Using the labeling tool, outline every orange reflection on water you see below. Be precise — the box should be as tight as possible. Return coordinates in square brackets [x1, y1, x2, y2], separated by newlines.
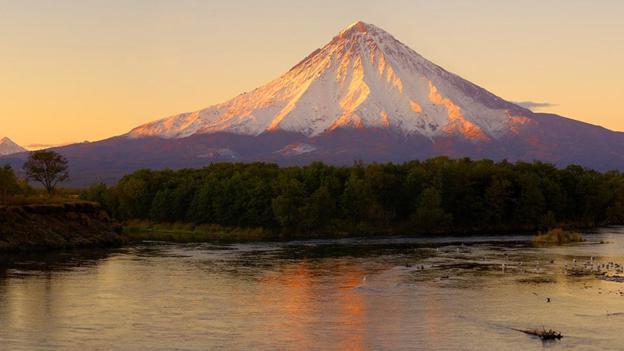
[256, 260, 367, 350]
[423, 286, 441, 345]
[335, 262, 366, 351]
[256, 262, 314, 348]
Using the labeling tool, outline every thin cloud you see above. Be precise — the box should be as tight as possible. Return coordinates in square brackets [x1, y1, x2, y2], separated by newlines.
[26, 143, 55, 148]
[25, 141, 82, 150]
[514, 101, 557, 110]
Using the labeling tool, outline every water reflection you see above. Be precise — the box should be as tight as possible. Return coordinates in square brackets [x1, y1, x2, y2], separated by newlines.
[1, 228, 624, 350]
[0, 249, 120, 288]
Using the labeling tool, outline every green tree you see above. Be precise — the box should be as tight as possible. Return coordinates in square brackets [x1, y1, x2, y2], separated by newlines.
[411, 187, 452, 233]
[272, 178, 305, 231]
[484, 176, 512, 227]
[115, 175, 149, 219]
[0, 165, 19, 202]
[187, 179, 218, 224]
[300, 186, 336, 232]
[23, 150, 69, 194]
[150, 189, 174, 222]
[80, 183, 116, 214]
[341, 165, 375, 226]
[514, 174, 545, 227]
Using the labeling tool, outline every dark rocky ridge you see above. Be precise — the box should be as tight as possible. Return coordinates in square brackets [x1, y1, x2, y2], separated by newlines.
[0, 202, 123, 251]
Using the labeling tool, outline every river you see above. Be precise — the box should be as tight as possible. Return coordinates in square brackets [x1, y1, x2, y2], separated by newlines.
[2, 227, 624, 350]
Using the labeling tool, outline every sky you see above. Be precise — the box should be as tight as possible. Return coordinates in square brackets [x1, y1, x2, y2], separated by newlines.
[1, 0, 623, 147]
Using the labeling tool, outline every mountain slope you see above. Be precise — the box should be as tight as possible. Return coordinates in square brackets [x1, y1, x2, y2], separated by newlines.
[128, 21, 532, 141]
[0, 137, 27, 156]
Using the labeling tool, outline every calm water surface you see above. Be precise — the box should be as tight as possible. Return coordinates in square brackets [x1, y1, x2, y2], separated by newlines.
[2, 228, 624, 350]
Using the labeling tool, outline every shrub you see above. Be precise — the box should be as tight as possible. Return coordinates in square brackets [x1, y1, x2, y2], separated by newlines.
[533, 228, 584, 245]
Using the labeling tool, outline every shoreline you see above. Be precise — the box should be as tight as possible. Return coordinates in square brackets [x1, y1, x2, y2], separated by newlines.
[121, 221, 605, 244]
[0, 204, 612, 251]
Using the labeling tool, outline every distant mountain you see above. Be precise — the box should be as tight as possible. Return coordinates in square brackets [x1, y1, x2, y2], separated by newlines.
[0, 137, 27, 156]
[2, 21, 623, 186]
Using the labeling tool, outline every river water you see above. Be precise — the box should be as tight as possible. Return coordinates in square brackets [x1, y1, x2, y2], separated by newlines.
[2, 227, 624, 350]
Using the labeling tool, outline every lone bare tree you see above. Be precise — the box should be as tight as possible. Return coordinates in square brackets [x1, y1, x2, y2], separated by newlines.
[23, 150, 69, 195]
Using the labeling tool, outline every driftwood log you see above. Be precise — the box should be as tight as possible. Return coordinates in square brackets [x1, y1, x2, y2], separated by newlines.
[511, 328, 563, 341]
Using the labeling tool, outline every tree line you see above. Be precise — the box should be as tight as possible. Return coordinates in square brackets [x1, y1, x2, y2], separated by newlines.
[80, 158, 624, 237]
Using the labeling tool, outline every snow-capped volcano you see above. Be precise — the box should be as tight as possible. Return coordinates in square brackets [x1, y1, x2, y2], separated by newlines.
[129, 21, 532, 141]
[0, 137, 27, 156]
[3, 21, 623, 186]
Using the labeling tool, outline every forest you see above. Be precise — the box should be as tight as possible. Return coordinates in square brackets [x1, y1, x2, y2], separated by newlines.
[77, 157, 624, 238]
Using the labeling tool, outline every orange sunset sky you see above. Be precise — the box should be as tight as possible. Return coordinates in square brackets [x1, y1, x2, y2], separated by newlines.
[1, 0, 623, 147]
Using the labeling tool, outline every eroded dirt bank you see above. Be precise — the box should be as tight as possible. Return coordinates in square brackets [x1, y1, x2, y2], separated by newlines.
[0, 202, 123, 251]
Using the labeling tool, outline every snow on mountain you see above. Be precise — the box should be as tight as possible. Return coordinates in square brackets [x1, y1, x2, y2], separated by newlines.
[277, 143, 317, 156]
[0, 137, 27, 156]
[128, 21, 534, 141]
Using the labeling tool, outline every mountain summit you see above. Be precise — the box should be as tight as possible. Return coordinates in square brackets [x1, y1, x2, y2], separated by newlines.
[0, 137, 26, 156]
[128, 21, 532, 141]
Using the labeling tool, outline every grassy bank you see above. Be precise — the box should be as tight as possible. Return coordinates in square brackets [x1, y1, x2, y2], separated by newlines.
[1, 195, 84, 207]
[123, 220, 273, 242]
[124, 220, 597, 244]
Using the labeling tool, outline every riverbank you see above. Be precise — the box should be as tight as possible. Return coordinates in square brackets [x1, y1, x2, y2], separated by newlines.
[123, 220, 274, 242]
[121, 219, 597, 244]
[0, 202, 124, 251]
[0, 209, 593, 251]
